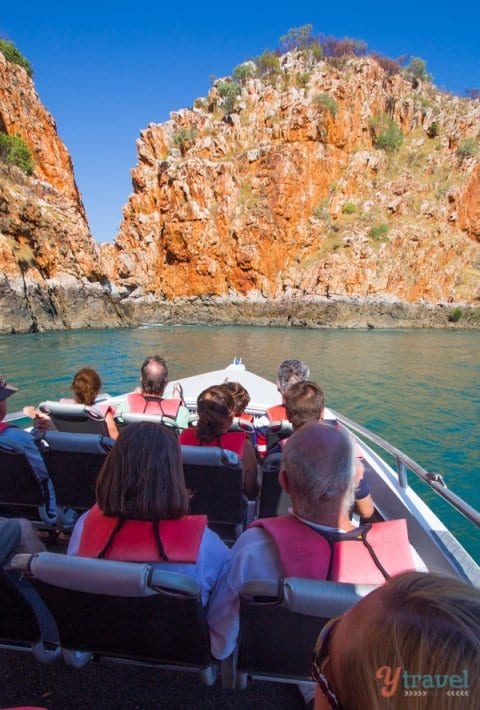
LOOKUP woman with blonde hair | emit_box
[179,384,259,499]
[313,571,480,709]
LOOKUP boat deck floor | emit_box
[0,649,304,709]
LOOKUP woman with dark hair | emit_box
[179,385,259,500]
[67,423,230,605]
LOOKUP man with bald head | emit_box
[208,421,417,662]
[123,355,190,430]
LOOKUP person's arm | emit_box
[242,439,259,500]
[207,528,281,660]
[104,411,119,440]
[175,404,191,431]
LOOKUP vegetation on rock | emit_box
[0,39,33,77]
[0,133,34,174]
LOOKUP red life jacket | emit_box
[266,404,287,422]
[77,504,207,563]
[179,427,246,458]
[127,393,181,419]
[250,515,414,584]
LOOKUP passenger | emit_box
[256,358,310,457]
[207,421,419,662]
[179,385,259,500]
[0,517,45,566]
[224,381,253,423]
[0,374,74,528]
[283,381,375,519]
[268,358,310,422]
[313,571,480,710]
[69,367,118,439]
[120,355,190,430]
[67,422,229,607]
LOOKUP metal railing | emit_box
[330,408,480,530]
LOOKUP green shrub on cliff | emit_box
[217,80,242,115]
[313,93,339,118]
[255,51,281,82]
[449,307,463,322]
[457,138,478,159]
[371,113,403,152]
[0,39,33,77]
[0,133,34,174]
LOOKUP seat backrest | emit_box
[39,401,109,436]
[11,552,213,670]
[41,432,114,510]
[0,568,60,662]
[115,411,180,435]
[266,420,293,451]
[258,453,292,518]
[238,577,376,682]
[181,445,245,532]
[0,440,45,510]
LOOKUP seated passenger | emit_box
[69,367,118,439]
[207,421,420,661]
[179,385,259,500]
[283,381,374,519]
[119,355,189,430]
[0,374,74,528]
[67,422,229,607]
[255,358,310,457]
[224,381,253,423]
[313,571,480,710]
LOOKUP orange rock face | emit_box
[0,53,128,332]
[108,55,480,306]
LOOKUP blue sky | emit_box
[1,1,479,244]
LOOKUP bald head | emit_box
[281,421,355,521]
[140,356,168,396]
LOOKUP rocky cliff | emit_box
[0,51,130,332]
[104,52,480,328]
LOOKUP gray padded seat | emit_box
[114,411,180,433]
[235,577,377,687]
[181,445,246,540]
[0,438,50,522]
[39,401,110,436]
[41,431,114,510]
[11,552,219,684]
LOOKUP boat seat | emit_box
[266,420,293,452]
[181,445,246,541]
[114,411,180,434]
[0,439,48,522]
[10,552,218,684]
[258,452,292,518]
[40,432,114,511]
[38,401,110,436]
[234,577,376,688]
[0,567,60,663]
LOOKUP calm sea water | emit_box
[1,325,479,562]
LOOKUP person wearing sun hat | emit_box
[0,374,61,527]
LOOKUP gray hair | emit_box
[281,421,355,518]
[276,359,310,394]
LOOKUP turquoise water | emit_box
[1,325,479,562]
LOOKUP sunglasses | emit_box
[311,616,344,710]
